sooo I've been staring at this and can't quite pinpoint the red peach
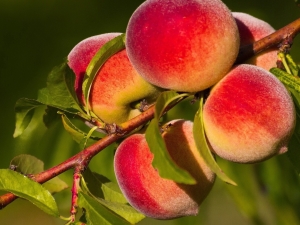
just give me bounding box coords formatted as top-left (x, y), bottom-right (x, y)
top-left (68, 33), bottom-right (162, 125)
top-left (126, 0), bottom-right (240, 92)
top-left (233, 12), bottom-right (278, 70)
top-left (114, 120), bottom-right (215, 219)
top-left (203, 64), bottom-right (295, 163)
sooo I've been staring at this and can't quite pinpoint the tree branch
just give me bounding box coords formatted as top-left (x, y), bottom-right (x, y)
top-left (1, 16), bottom-right (300, 211)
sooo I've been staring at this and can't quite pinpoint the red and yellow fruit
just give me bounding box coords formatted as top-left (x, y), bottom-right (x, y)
top-left (126, 0), bottom-right (240, 92)
top-left (68, 33), bottom-right (162, 125)
top-left (233, 12), bottom-right (278, 70)
top-left (114, 120), bottom-right (215, 219)
top-left (203, 64), bottom-right (295, 163)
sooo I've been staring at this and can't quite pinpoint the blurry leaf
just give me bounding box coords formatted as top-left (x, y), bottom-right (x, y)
top-left (10, 154), bottom-right (68, 194)
top-left (193, 93), bottom-right (236, 186)
top-left (219, 161), bottom-right (273, 225)
top-left (82, 168), bottom-right (127, 204)
top-left (77, 192), bottom-right (130, 225)
top-left (61, 113), bottom-right (99, 146)
top-left (13, 98), bottom-right (44, 137)
top-left (144, 91), bottom-right (195, 184)
top-left (81, 171), bottom-right (145, 224)
top-left (46, 61), bottom-right (83, 112)
top-left (0, 169), bottom-right (59, 217)
top-left (286, 89), bottom-right (300, 175)
top-left (83, 34), bottom-right (126, 113)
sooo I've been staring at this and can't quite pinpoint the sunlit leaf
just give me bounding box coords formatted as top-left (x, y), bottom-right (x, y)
top-left (83, 34), bottom-right (126, 113)
top-left (0, 169), bottom-right (60, 217)
top-left (61, 113), bottom-right (99, 146)
top-left (270, 67), bottom-right (300, 93)
top-left (82, 168), bottom-right (127, 204)
top-left (13, 98), bottom-right (44, 137)
top-left (10, 154), bottom-right (68, 194)
top-left (193, 94), bottom-right (236, 185)
top-left (145, 91), bottom-right (195, 184)
top-left (81, 171), bottom-right (145, 224)
top-left (77, 192), bottom-right (130, 225)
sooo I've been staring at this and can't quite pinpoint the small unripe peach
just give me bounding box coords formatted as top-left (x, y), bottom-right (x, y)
top-left (114, 120), bottom-right (215, 219)
top-left (126, 0), bottom-right (240, 92)
top-left (203, 64), bottom-right (295, 163)
top-left (68, 33), bottom-right (161, 125)
top-left (233, 12), bottom-right (278, 70)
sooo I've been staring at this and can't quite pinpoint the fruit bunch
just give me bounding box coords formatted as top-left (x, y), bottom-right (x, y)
top-left (67, 0), bottom-right (296, 220)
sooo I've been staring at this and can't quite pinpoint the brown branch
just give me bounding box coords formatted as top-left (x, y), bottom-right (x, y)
top-left (1, 16), bottom-right (300, 212)
top-left (236, 17), bottom-right (300, 64)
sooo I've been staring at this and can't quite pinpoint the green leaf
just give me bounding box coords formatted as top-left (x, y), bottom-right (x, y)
top-left (193, 94), bottom-right (236, 186)
top-left (61, 113), bottom-right (99, 146)
top-left (0, 169), bottom-right (60, 217)
top-left (145, 91), bottom-right (195, 184)
top-left (154, 90), bottom-right (189, 118)
top-left (145, 119), bottom-right (196, 184)
top-left (10, 154), bottom-right (68, 194)
top-left (286, 89), bottom-right (300, 175)
top-left (77, 192), bottom-right (130, 225)
top-left (46, 61), bottom-right (82, 111)
top-left (270, 67), bottom-right (300, 93)
top-left (81, 171), bottom-right (145, 224)
top-left (82, 168), bottom-right (127, 204)
top-left (13, 98), bottom-right (45, 137)
top-left (83, 34), bottom-right (126, 113)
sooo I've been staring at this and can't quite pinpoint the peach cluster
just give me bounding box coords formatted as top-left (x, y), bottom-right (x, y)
top-left (66, 0), bottom-right (296, 220)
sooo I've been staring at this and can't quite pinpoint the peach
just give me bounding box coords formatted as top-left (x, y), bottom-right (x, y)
top-left (233, 12), bottom-right (278, 70)
top-left (125, 0), bottom-right (240, 92)
top-left (67, 33), bottom-right (162, 125)
top-left (114, 120), bottom-right (215, 219)
top-left (203, 64), bottom-right (295, 163)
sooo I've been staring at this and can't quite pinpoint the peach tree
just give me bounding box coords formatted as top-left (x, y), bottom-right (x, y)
top-left (1, 0), bottom-right (300, 224)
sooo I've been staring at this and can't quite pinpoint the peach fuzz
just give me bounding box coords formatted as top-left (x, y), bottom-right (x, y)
top-left (114, 120), bottom-right (215, 219)
top-left (233, 12), bottom-right (278, 70)
top-left (125, 0), bottom-right (240, 92)
top-left (203, 64), bottom-right (295, 164)
top-left (67, 33), bottom-right (161, 125)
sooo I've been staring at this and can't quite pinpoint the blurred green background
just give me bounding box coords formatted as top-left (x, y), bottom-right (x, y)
top-left (1, 0), bottom-right (300, 224)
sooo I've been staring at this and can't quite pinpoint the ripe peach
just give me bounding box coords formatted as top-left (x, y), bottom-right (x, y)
top-left (203, 64), bottom-right (295, 163)
top-left (68, 33), bottom-right (162, 125)
top-left (125, 0), bottom-right (240, 92)
top-left (233, 12), bottom-right (278, 70)
top-left (114, 120), bottom-right (215, 219)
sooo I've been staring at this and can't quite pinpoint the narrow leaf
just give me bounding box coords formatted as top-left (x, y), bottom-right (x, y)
top-left (61, 113), bottom-right (99, 145)
top-left (154, 91), bottom-right (189, 118)
top-left (83, 34), bottom-right (126, 112)
top-left (270, 67), bottom-right (300, 93)
top-left (81, 172), bottom-right (145, 224)
top-left (77, 192), bottom-right (130, 225)
top-left (193, 95), bottom-right (236, 185)
top-left (145, 119), bottom-right (196, 184)
top-left (10, 154), bottom-right (68, 194)
top-left (0, 169), bottom-right (60, 217)
top-left (13, 98), bottom-right (44, 137)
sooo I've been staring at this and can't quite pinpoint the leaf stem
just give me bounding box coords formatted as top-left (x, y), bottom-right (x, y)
top-left (1, 16), bottom-right (300, 216)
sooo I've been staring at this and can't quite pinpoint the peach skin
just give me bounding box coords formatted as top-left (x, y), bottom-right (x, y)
top-left (68, 33), bottom-right (162, 125)
top-left (233, 12), bottom-right (278, 70)
top-left (125, 0), bottom-right (240, 92)
top-left (203, 64), bottom-right (295, 163)
top-left (114, 120), bottom-right (215, 219)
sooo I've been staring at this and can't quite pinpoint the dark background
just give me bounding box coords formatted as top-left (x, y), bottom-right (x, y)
top-left (0, 0), bottom-right (299, 224)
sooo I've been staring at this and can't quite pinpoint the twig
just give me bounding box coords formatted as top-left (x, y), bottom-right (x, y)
top-left (236, 18), bottom-right (300, 64)
top-left (1, 16), bottom-right (300, 213)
